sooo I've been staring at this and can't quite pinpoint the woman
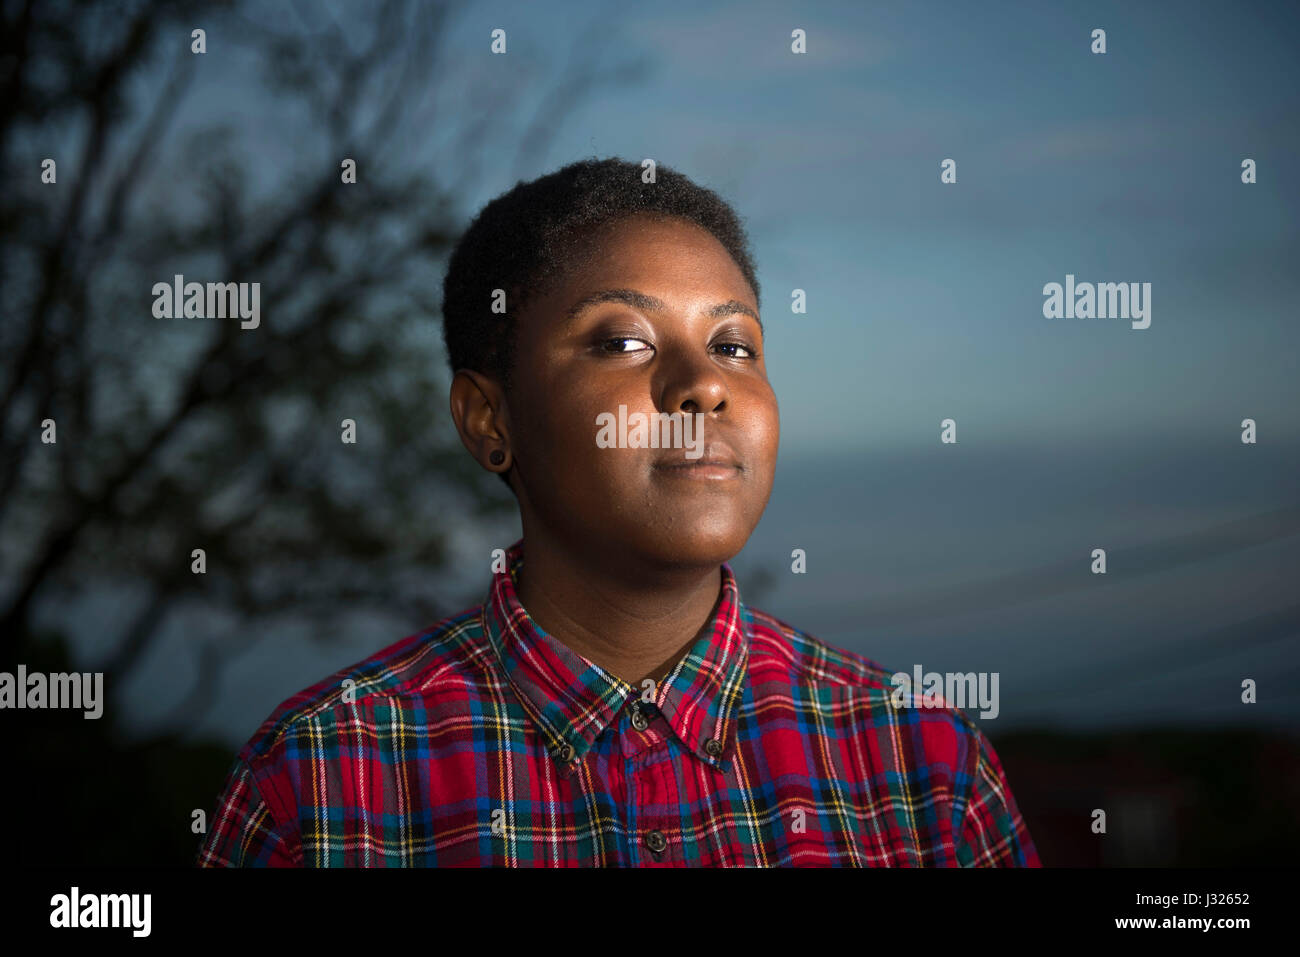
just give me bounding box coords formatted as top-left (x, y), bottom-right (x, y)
top-left (197, 157), bottom-right (1039, 867)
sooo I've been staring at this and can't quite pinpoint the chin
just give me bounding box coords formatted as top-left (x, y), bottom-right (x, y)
top-left (639, 523), bottom-right (751, 569)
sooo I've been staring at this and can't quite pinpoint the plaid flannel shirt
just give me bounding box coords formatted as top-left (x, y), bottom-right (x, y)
top-left (197, 538), bottom-right (1040, 867)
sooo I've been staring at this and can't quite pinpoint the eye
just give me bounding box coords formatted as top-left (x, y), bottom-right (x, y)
top-left (599, 336), bottom-right (652, 354)
top-left (713, 340), bottom-right (759, 360)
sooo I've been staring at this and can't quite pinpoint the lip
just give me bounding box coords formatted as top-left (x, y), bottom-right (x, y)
top-left (652, 462), bottom-right (743, 481)
top-left (652, 442), bottom-right (744, 480)
top-left (652, 442), bottom-right (743, 469)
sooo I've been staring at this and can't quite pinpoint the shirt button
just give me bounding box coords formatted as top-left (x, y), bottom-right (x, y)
top-left (558, 744), bottom-right (574, 762)
top-left (704, 738), bottom-right (723, 757)
top-left (644, 830), bottom-right (667, 854)
top-left (630, 706), bottom-right (649, 732)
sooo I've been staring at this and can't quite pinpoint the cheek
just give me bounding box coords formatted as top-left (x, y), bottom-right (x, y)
top-left (763, 391), bottom-right (780, 435)
top-left (521, 392), bottom-right (630, 488)
top-left (744, 389), bottom-right (780, 454)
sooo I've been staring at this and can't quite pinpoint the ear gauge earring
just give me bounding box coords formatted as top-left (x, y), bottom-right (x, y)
top-left (489, 449), bottom-right (506, 466)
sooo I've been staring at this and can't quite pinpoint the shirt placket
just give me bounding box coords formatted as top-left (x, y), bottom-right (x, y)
top-left (618, 698), bottom-right (681, 865)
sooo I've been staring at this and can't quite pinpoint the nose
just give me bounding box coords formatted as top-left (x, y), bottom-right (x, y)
top-left (656, 341), bottom-right (729, 416)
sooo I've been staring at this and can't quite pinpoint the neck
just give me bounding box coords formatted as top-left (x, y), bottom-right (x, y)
top-left (512, 530), bottom-right (724, 689)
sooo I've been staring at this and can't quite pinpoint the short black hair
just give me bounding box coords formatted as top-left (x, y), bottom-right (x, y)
top-left (440, 156), bottom-right (762, 490)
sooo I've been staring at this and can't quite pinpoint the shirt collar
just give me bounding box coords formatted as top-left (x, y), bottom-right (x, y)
top-left (481, 538), bottom-right (751, 774)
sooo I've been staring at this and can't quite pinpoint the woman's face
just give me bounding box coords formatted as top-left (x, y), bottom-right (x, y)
top-left (506, 213), bottom-right (779, 571)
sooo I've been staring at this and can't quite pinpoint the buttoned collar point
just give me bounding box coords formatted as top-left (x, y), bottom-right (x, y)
top-left (481, 538), bottom-right (749, 774)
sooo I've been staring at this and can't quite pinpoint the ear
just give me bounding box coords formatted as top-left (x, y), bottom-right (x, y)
top-left (449, 369), bottom-right (512, 475)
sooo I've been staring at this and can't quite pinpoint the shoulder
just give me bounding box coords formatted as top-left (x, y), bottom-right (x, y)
top-left (742, 604), bottom-right (988, 749)
top-left (236, 603), bottom-right (490, 769)
top-left (744, 604), bottom-right (898, 695)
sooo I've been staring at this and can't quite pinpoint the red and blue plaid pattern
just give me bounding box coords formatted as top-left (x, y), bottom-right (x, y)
top-left (197, 539), bottom-right (1039, 866)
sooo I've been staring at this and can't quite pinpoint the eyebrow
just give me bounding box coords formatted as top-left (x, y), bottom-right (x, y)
top-left (563, 288), bottom-right (764, 335)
